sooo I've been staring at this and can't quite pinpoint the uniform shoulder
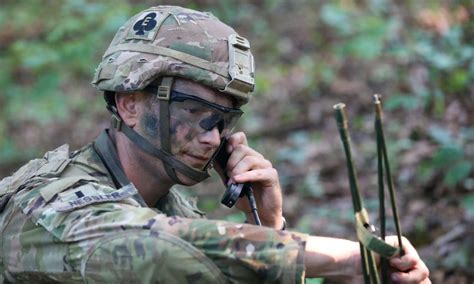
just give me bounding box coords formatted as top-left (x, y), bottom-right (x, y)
top-left (0, 145), bottom-right (71, 205)
top-left (0, 143), bottom-right (116, 214)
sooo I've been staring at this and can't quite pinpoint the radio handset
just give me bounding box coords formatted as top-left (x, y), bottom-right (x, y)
top-left (212, 137), bottom-right (261, 225)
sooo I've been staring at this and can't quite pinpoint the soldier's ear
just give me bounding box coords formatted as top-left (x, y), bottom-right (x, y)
top-left (115, 92), bottom-right (143, 128)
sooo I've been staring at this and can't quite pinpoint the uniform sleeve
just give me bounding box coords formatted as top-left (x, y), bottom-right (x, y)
top-left (68, 205), bottom-right (308, 283)
top-left (14, 181), bottom-right (308, 283)
top-left (82, 229), bottom-right (227, 283)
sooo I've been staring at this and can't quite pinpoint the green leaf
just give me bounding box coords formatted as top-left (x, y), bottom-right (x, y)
top-left (320, 4), bottom-right (352, 35)
top-left (417, 160), bottom-right (436, 183)
top-left (461, 193), bottom-right (474, 218)
top-left (0, 139), bottom-right (37, 163)
top-left (385, 95), bottom-right (420, 111)
top-left (441, 245), bottom-right (469, 269)
top-left (12, 41), bottom-right (60, 70)
top-left (344, 34), bottom-right (384, 60)
top-left (432, 147), bottom-right (463, 167)
top-left (443, 161), bottom-right (473, 187)
top-left (302, 172), bottom-right (324, 198)
top-left (295, 214), bottom-right (314, 234)
top-left (447, 69), bottom-right (469, 92)
top-left (430, 52), bottom-right (456, 70)
top-left (460, 127), bottom-right (474, 141)
top-left (429, 126), bottom-right (455, 146)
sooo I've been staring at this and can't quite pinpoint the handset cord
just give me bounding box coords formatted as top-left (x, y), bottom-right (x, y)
top-left (245, 186), bottom-right (261, 226)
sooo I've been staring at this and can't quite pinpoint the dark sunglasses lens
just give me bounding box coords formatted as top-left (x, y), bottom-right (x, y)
top-left (169, 94), bottom-right (242, 136)
top-left (199, 113), bottom-right (224, 132)
top-left (199, 112), bottom-right (242, 135)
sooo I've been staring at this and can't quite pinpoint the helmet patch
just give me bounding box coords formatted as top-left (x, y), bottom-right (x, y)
top-left (127, 12), bottom-right (162, 41)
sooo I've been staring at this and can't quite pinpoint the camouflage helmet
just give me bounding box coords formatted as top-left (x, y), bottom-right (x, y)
top-left (92, 5), bottom-right (255, 104)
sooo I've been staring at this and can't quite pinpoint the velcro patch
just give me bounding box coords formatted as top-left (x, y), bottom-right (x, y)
top-left (51, 183), bottom-right (137, 212)
top-left (126, 11), bottom-right (164, 41)
top-left (39, 176), bottom-right (99, 203)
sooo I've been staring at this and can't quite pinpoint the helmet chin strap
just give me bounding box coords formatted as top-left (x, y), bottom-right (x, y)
top-left (106, 77), bottom-right (211, 184)
top-left (155, 77), bottom-right (183, 183)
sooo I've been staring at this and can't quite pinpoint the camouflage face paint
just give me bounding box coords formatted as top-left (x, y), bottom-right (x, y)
top-left (141, 111), bottom-right (160, 140)
top-left (169, 117), bottom-right (200, 156)
top-left (139, 95), bottom-right (162, 141)
top-left (183, 126), bottom-right (197, 142)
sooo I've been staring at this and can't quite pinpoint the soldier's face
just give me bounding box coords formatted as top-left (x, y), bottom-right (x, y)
top-left (169, 79), bottom-right (234, 170)
top-left (138, 78), bottom-right (237, 184)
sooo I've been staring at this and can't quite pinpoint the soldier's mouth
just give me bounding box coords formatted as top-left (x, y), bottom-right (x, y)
top-left (183, 153), bottom-right (210, 167)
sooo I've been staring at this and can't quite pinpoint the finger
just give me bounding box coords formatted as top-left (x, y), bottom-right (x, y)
top-left (229, 156), bottom-right (272, 178)
top-left (227, 132), bottom-right (247, 152)
top-left (387, 237), bottom-right (420, 271)
top-left (233, 168), bottom-right (278, 185)
top-left (399, 237), bottom-right (420, 258)
top-left (391, 265), bottom-right (430, 284)
top-left (387, 236), bottom-right (418, 257)
top-left (227, 144), bottom-right (264, 171)
top-left (390, 256), bottom-right (416, 272)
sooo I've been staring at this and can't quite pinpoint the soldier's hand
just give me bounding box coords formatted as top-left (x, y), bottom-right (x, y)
top-left (225, 132), bottom-right (284, 229)
top-left (385, 236), bottom-right (431, 284)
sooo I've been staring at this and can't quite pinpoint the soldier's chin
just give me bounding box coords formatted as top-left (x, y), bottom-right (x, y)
top-left (175, 172), bottom-right (201, 186)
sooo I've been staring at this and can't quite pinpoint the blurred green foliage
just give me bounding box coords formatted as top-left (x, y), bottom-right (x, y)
top-left (0, 0), bottom-right (139, 162)
top-left (422, 126), bottom-right (473, 187)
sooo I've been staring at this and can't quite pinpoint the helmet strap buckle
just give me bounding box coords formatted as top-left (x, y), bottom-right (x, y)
top-left (106, 104), bottom-right (123, 131)
top-left (111, 113), bottom-right (123, 131)
top-left (157, 85), bottom-right (171, 100)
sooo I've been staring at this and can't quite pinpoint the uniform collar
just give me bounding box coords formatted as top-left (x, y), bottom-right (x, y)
top-left (93, 129), bottom-right (148, 207)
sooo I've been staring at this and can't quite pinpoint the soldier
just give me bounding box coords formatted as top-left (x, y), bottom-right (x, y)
top-left (0, 5), bottom-right (430, 283)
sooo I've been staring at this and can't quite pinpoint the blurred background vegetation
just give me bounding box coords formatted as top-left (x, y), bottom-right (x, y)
top-left (0, 0), bottom-right (473, 282)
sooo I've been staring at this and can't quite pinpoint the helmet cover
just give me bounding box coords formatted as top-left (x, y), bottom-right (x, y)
top-left (92, 5), bottom-right (255, 104)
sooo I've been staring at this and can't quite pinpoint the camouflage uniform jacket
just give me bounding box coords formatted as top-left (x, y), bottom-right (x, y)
top-left (0, 130), bottom-right (307, 283)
